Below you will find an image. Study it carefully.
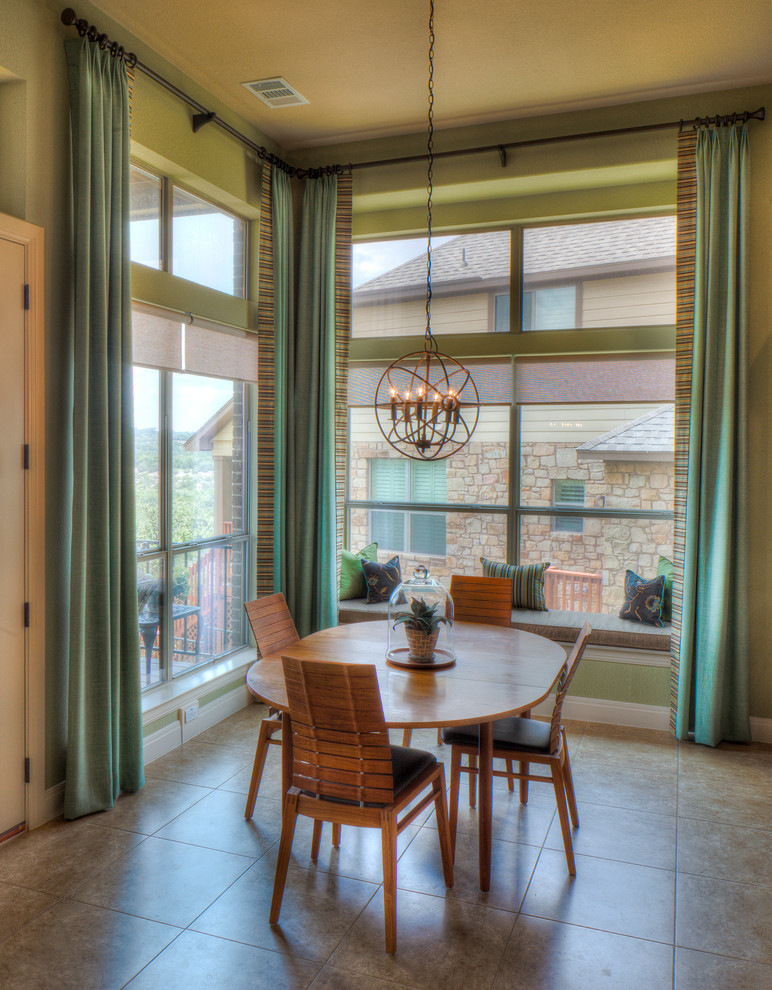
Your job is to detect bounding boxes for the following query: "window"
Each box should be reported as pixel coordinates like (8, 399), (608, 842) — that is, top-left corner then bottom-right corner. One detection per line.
(347, 216), (676, 612)
(129, 166), (162, 270)
(352, 231), (511, 338)
(129, 163), (247, 298)
(522, 285), (577, 331)
(133, 305), (257, 688)
(522, 217), (676, 331)
(494, 293), (510, 332)
(552, 479), (585, 533)
(369, 459), (447, 556)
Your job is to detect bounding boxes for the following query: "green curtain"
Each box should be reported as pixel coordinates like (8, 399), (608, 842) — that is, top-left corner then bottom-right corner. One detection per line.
(64, 38), (144, 818)
(675, 123), (750, 746)
(284, 174), (339, 637)
(271, 168), (294, 594)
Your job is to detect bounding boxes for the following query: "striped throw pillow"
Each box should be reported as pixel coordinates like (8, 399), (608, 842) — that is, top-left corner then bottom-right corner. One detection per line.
(481, 558), (550, 611)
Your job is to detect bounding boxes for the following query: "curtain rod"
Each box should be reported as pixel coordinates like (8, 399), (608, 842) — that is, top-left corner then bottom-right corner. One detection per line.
(61, 9), (765, 177)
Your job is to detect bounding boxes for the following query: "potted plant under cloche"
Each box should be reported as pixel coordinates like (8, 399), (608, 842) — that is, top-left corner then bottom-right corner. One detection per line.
(391, 596), (450, 662)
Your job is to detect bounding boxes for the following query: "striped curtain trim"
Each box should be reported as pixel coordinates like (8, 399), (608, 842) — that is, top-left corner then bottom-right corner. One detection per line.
(256, 165), (277, 597)
(669, 129), (697, 733)
(481, 557), (549, 611)
(334, 174), (353, 602)
(126, 63), (134, 126)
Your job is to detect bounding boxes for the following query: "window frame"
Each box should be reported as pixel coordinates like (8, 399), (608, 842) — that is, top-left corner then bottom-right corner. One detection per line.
(345, 215), (676, 586)
(129, 161), (249, 299)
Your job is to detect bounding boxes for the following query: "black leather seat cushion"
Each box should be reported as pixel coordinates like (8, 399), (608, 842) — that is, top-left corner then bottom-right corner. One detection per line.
(303, 745), (436, 806)
(441, 717), (552, 755)
(390, 745), (437, 798)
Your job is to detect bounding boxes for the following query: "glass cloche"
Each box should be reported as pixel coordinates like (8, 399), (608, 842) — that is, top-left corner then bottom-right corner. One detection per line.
(386, 565), (455, 666)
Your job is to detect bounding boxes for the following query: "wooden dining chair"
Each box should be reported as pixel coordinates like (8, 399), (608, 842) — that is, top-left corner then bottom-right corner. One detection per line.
(442, 622), (591, 875)
(401, 575), (513, 748)
(270, 656), (454, 954)
(243, 593), (299, 819)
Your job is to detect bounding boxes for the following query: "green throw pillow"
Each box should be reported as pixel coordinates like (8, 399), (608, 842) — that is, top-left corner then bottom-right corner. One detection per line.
(480, 557), (550, 611)
(339, 542), (378, 600)
(657, 555), (673, 623)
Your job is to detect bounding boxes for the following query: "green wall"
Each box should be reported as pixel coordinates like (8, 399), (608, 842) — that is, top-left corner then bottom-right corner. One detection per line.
(1, 1), (770, 794)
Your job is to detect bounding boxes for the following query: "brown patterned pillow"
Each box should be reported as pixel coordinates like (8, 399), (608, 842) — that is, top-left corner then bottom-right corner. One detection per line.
(362, 556), (401, 604)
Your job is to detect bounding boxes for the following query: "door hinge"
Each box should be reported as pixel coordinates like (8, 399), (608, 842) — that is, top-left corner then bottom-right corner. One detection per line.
(23, 284), (30, 310)
(23, 602), (30, 628)
(23, 444), (29, 469)
(24, 758), (30, 784)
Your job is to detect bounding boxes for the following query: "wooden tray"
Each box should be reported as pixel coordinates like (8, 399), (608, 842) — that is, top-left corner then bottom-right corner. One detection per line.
(385, 648), (456, 670)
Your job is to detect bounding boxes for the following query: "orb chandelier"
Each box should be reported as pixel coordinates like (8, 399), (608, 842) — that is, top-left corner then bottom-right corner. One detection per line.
(373, 0), (479, 461)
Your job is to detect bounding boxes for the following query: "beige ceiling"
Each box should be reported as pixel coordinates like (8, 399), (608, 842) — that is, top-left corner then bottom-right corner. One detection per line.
(87, 0), (772, 152)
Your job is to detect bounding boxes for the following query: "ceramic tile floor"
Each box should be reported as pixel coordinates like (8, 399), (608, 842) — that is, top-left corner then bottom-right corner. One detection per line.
(1, 705), (772, 990)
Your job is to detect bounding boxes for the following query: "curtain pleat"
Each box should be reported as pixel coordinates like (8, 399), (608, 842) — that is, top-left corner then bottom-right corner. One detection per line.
(672, 123), (751, 746)
(255, 169), (351, 638)
(64, 37), (143, 818)
(286, 175), (339, 637)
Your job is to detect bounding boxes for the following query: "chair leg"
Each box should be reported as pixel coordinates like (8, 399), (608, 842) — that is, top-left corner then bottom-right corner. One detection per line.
(436, 728), (443, 745)
(380, 813), (399, 954)
(244, 718), (281, 819)
(519, 709), (531, 804)
(432, 768), (455, 887)
(401, 728), (412, 747)
(448, 745), (462, 858)
(468, 754), (477, 808)
(311, 820), (323, 860)
(506, 759), (514, 791)
(560, 729), (580, 827)
(332, 823), (342, 847)
(270, 791), (299, 923)
(550, 761), (576, 876)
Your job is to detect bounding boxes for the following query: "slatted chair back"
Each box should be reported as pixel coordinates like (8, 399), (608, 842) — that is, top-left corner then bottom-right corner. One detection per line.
(449, 575), (513, 626)
(282, 657), (395, 805)
(244, 593), (299, 657)
(548, 622), (592, 752)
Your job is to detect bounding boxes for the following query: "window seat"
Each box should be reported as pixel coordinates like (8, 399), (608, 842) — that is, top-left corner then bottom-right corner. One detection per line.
(337, 598), (671, 652)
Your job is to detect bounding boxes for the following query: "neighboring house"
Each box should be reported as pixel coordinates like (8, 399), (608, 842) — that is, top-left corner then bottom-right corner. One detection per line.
(349, 403), (674, 611)
(183, 398), (236, 536)
(352, 218), (676, 337)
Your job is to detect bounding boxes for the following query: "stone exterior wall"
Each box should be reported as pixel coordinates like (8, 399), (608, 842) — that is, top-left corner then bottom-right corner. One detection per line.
(348, 439), (673, 611)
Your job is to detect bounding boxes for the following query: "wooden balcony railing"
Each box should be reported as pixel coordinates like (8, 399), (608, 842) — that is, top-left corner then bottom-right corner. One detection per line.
(544, 568), (603, 613)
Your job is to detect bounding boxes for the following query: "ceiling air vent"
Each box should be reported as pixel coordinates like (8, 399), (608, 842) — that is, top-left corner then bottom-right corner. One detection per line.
(242, 77), (308, 109)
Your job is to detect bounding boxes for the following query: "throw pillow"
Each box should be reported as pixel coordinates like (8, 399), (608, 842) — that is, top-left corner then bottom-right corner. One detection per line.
(657, 555), (674, 623)
(339, 542), (378, 600)
(480, 557), (550, 611)
(619, 570), (665, 626)
(362, 556), (402, 604)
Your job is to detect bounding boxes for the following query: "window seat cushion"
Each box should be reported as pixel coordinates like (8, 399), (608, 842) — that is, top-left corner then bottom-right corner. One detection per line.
(337, 598), (671, 652)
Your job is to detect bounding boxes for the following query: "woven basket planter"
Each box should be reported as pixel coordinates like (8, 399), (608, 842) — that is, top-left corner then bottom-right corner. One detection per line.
(405, 626), (440, 662)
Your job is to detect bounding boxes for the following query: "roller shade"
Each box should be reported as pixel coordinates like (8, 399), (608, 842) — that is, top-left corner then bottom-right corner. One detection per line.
(514, 353), (674, 403)
(131, 302), (258, 383)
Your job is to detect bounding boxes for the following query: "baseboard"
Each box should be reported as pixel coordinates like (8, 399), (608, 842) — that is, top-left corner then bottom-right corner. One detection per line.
(531, 696), (772, 743)
(532, 694), (671, 730)
(749, 716), (772, 744)
(143, 721), (183, 765)
(180, 684), (252, 744)
(143, 684), (253, 762)
(43, 781), (65, 823)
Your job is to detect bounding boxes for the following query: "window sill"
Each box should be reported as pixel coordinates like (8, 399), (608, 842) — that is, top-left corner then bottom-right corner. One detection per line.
(141, 646), (255, 726)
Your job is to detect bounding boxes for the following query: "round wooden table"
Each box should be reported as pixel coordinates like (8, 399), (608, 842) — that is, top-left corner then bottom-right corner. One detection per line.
(247, 620), (567, 891)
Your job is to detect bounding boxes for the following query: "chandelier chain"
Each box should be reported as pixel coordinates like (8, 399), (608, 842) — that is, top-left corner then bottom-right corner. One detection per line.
(425, 0), (435, 349)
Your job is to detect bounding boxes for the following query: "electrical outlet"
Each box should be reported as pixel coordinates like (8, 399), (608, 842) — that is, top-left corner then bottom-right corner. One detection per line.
(182, 702), (199, 723)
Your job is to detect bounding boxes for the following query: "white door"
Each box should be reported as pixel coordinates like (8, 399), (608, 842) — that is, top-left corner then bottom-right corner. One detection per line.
(0, 236), (27, 836)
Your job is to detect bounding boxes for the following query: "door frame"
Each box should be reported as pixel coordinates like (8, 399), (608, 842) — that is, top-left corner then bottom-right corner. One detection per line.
(0, 213), (46, 830)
